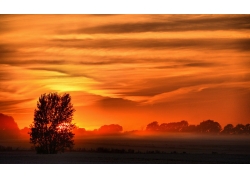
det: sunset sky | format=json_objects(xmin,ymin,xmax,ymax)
[{"xmin": 0, "ymin": 15, "xmax": 250, "ymax": 131}]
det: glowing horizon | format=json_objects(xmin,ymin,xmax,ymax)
[{"xmin": 0, "ymin": 15, "xmax": 250, "ymax": 131}]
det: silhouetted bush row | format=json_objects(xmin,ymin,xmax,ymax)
[
  {"xmin": 146, "ymin": 120, "xmax": 250, "ymax": 135},
  {"xmin": 0, "ymin": 145, "xmax": 28, "ymax": 151},
  {"xmin": 221, "ymin": 124, "xmax": 250, "ymax": 135},
  {"xmin": 74, "ymin": 147, "xmax": 134, "ymax": 153},
  {"xmin": 73, "ymin": 147, "xmax": 178, "ymax": 154}
]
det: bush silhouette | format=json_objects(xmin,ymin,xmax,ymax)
[
  {"xmin": 159, "ymin": 120, "xmax": 188, "ymax": 132},
  {"xmin": 97, "ymin": 124, "xmax": 123, "ymax": 134},
  {"xmin": 222, "ymin": 124, "xmax": 234, "ymax": 134},
  {"xmin": 29, "ymin": 93, "xmax": 75, "ymax": 154},
  {"xmin": 234, "ymin": 124, "xmax": 246, "ymax": 134},
  {"xmin": 197, "ymin": 119, "xmax": 222, "ymax": 133},
  {"xmin": 0, "ymin": 113, "xmax": 20, "ymax": 139},
  {"xmin": 146, "ymin": 121, "xmax": 160, "ymax": 131}
]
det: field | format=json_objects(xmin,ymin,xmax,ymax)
[{"xmin": 0, "ymin": 133, "xmax": 250, "ymax": 164}]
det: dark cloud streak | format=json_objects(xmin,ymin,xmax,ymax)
[
  {"xmin": 117, "ymin": 73, "xmax": 250, "ymax": 97},
  {"xmin": 152, "ymin": 62, "xmax": 219, "ymax": 69},
  {"xmin": 51, "ymin": 38, "xmax": 250, "ymax": 51},
  {"xmin": 96, "ymin": 97, "xmax": 138, "ymax": 109},
  {"xmin": 64, "ymin": 15, "xmax": 250, "ymax": 34},
  {"xmin": 26, "ymin": 67, "xmax": 97, "ymax": 80},
  {"xmin": 0, "ymin": 99, "xmax": 33, "ymax": 111},
  {"xmin": 0, "ymin": 59, "xmax": 67, "ymax": 66},
  {"xmin": 27, "ymin": 67, "xmax": 68, "ymax": 75}
]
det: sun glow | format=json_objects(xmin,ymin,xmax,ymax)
[{"xmin": 56, "ymin": 123, "xmax": 70, "ymax": 132}]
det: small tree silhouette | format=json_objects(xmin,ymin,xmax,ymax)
[
  {"xmin": 159, "ymin": 120, "xmax": 188, "ymax": 132},
  {"xmin": 197, "ymin": 119, "xmax": 222, "ymax": 133},
  {"xmin": 234, "ymin": 124, "xmax": 245, "ymax": 134},
  {"xmin": 146, "ymin": 121, "xmax": 160, "ymax": 131},
  {"xmin": 29, "ymin": 93, "xmax": 75, "ymax": 154},
  {"xmin": 245, "ymin": 124, "xmax": 250, "ymax": 135},
  {"xmin": 222, "ymin": 124, "xmax": 234, "ymax": 134}
]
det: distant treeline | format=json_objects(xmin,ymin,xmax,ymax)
[
  {"xmin": 145, "ymin": 120, "xmax": 250, "ymax": 135},
  {"xmin": 0, "ymin": 113, "xmax": 29, "ymax": 139},
  {"xmin": 1, "ymin": 112, "xmax": 250, "ymax": 140},
  {"xmin": 0, "ymin": 145, "xmax": 29, "ymax": 152},
  {"xmin": 73, "ymin": 147, "xmax": 181, "ymax": 154}
]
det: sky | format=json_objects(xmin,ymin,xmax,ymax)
[{"xmin": 0, "ymin": 14, "xmax": 250, "ymax": 131}]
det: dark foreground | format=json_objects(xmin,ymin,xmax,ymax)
[
  {"xmin": 0, "ymin": 151, "xmax": 250, "ymax": 164},
  {"xmin": 1, "ymin": 134, "xmax": 250, "ymax": 163}
]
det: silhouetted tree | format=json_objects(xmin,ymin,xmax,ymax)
[
  {"xmin": 0, "ymin": 113, "xmax": 20, "ymax": 139},
  {"xmin": 234, "ymin": 124, "xmax": 245, "ymax": 135},
  {"xmin": 159, "ymin": 123, "xmax": 169, "ymax": 131},
  {"xmin": 29, "ymin": 93, "xmax": 75, "ymax": 154},
  {"xmin": 184, "ymin": 125, "xmax": 197, "ymax": 132},
  {"xmin": 97, "ymin": 124, "xmax": 123, "ymax": 134},
  {"xmin": 159, "ymin": 120, "xmax": 188, "ymax": 132},
  {"xmin": 146, "ymin": 121, "xmax": 160, "ymax": 131},
  {"xmin": 221, "ymin": 124, "xmax": 234, "ymax": 134},
  {"xmin": 245, "ymin": 124, "xmax": 250, "ymax": 135},
  {"xmin": 197, "ymin": 120, "xmax": 222, "ymax": 133}
]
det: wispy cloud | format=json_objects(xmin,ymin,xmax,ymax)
[
  {"xmin": 0, "ymin": 99, "xmax": 34, "ymax": 112},
  {"xmin": 67, "ymin": 15, "xmax": 250, "ymax": 34},
  {"xmin": 142, "ymin": 81, "xmax": 250, "ymax": 105},
  {"xmin": 49, "ymin": 38, "xmax": 250, "ymax": 51}
]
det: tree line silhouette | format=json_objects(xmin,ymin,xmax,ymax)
[
  {"xmin": 1, "ymin": 114, "xmax": 250, "ymax": 141},
  {"xmin": 145, "ymin": 119, "xmax": 250, "ymax": 135}
]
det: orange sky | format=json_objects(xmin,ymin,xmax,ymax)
[{"xmin": 0, "ymin": 15, "xmax": 250, "ymax": 131}]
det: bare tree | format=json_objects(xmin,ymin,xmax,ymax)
[{"xmin": 29, "ymin": 93, "xmax": 75, "ymax": 154}]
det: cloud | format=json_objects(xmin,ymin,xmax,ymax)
[
  {"xmin": 0, "ymin": 99, "xmax": 34, "ymax": 112},
  {"xmin": 95, "ymin": 97, "xmax": 138, "ymax": 109},
  {"xmin": 234, "ymin": 38, "xmax": 250, "ymax": 51},
  {"xmin": 67, "ymin": 15, "xmax": 250, "ymax": 34},
  {"xmin": 50, "ymin": 38, "xmax": 250, "ymax": 51},
  {"xmin": 152, "ymin": 61, "xmax": 219, "ymax": 69},
  {"xmin": 142, "ymin": 85, "xmax": 210, "ymax": 105},
  {"xmin": 117, "ymin": 70, "xmax": 250, "ymax": 103},
  {"xmin": 26, "ymin": 67, "xmax": 98, "ymax": 80},
  {"xmin": 0, "ymin": 44, "xmax": 17, "ymax": 54},
  {"xmin": 0, "ymin": 86, "xmax": 19, "ymax": 94},
  {"xmin": 0, "ymin": 59, "xmax": 67, "ymax": 66},
  {"xmin": 183, "ymin": 62, "xmax": 219, "ymax": 67},
  {"xmin": 27, "ymin": 67, "xmax": 68, "ymax": 75},
  {"xmin": 117, "ymin": 73, "xmax": 227, "ymax": 97},
  {"xmin": 142, "ymin": 81, "xmax": 250, "ymax": 105}
]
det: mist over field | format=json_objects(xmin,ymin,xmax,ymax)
[{"xmin": 1, "ymin": 133, "xmax": 250, "ymax": 163}]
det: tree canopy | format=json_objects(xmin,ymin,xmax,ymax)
[
  {"xmin": 197, "ymin": 120, "xmax": 222, "ymax": 133},
  {"xmin": 29, "ymin": 93, "xmax": 75, "ymax": 154}
]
